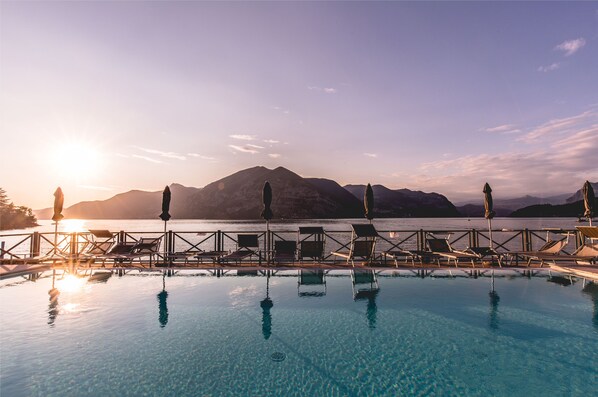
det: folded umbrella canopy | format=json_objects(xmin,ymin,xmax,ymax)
[
  {"xmin": 159, "ymin": 186, "xmax": 171, "ymax": 222},
  {"xmin": 583, "ymin": 180, "xmax": 594, "ymax": 226},
  {"xmin": 51, "ymin": 187, "xmax": 65, "ymax": 256},
  {"xmin": 159, "ymin": 186, "xmax": 171, "ymax": 266},
  {"xmin": 52, "ymin": 187, "xmax": 64, "ymax": 222},
  {"xmin": 483, "ymin": 183, "xmax": 495, "ymax": 248},
  {"xmin": 364, "ymin": 183, "xmax": 374, "ymax": 223}
]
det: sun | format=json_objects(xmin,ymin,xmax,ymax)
[{"xmin": 51, "ymin": 140, "xmax": 101, "ymax": 180}]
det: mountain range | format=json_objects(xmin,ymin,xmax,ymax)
[
  {"xmin": 34, "ymin": 167, "xmax": 596, "ymax": 220},
  {"xmin": 35, "ymin": 166, "xmax": 458, "ymax": 219}
]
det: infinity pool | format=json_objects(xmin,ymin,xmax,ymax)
[{"xmin": 1, "ymin": 269, "xmax": 597, "ymax": 396}]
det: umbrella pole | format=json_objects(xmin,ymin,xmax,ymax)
[
  {"xmin": 266, "ymin": 221, "xmax": 270, "ymax": 266},
  {"xmin": 488, "ymin": 218, "xmax": 493, "ymax": 249},
  {"xmin": 53, "ymin": 222, "xmax": 58, "ymax": 256},
  {"xmin": 164, "ymin": 221, "xmax": 167, "ymax": 267}
]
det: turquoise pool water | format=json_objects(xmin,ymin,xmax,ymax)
[{"xmin": 1, "ymin": 269, "xmax": 597, "ymax": 396}]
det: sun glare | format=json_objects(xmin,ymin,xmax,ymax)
[
  {"xmin": 52, "ymin": 141, "xmax": 101, "ymax": 180},
  {"xmin": 61, "ymin": 219, "xmax": 87, "ymax": 233},
  {"xmin": 56, "ymin": 274, "xmax": 86, "ymax": 293}
]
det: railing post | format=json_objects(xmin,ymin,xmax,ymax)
[
  {"xmin": 1, "ymin": 241, "xmax": 4, "ymax": 259},
  {"xmin": 70, "ymin": 232, "xmax": 78, "ymax": 257},
  {"xmin": 118, "ymin": 230, "xmax": 125, "ymax": 243},
  {"xmin": 30, "ymin": 232, "xmax": 41, "ymax": 258},
  {"xmin": 575, "ymin": 229, "xmax": 583, "ymax": 250}
]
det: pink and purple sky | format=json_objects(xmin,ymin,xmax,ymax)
[{"xmin": 1, "ymin": 1, "xmax": 597, "ymax": 209}]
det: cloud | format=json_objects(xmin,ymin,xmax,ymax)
[
  {"xmin": 264, "ymin": 139, "xmax": 280, "ymax": 144},
  {"xmin": 519, "ymin": 108, "xmax": 598, "ymax": 142},
  {"xmin": 308, "ymin": 86, "xmax": 337, "ymax": 94},
  {"xmin": 246, "ymin": 144, "xmax": 264, "ymax": 149},
  {"xmin": 363, "ymin": 153, "xmax": 378, "ymax": 158},
  {"xmin": 187, "ymin": 153, "xmax": 216, "ymax": 160},
  {"xmin": 135, "ymin": 146, "xmax": 186, "ymax": 160},
  {"xmin": 229, "ymin": 134, "xmax": 256, "ymax": 141},
  {"xmin": 554, "ymin": 38, "xmax": 586, "ymax": 56},
  {"xmin": 132, "ymin": 154, "xmax": 163, "ymax": 164},
  {"xmin": 484, "ymin": 124, "xmax": 521, "ymax": 134},
  {"xmin": 408, "ymin": 112, "xmax": 598, "ymax": 200},
  {"xmin": 537, "ymin": 63, "xmax": 560, "ymax": 72},
  {"xmin": 229, "ymin": 145, "xmax": 259, "ymax": 154},
  {"xmin": 268, "ymin": 153, "xmax": 281, "ymax": 158}
]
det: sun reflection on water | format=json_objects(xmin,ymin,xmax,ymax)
[
  {"xmin": 61, "ymin": 219, "xmax": 87, "ymax": 233},
  {"xmin": 56, "ymin": 274, "xmax": 86, "ymax": 293}
]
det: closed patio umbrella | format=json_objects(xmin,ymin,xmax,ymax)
[
  {"xmin": 483, "ymin": 183, "xmax": 495, "ymax": 248},
  {"xmin": 159, "ymin": 186, "xmax": 171, "ymax": 266},
  {"xmin": 52, "ymin": 187, "xmax": 64, "ymax": 256},
  {"xmin": 583, "ymin": 180, "xmax": 594, "ymax": 226},
  {"xmin": 364, "ymin": 183, "xmax": 374, "ymax": 223},
  {"xmin": 261, "ymin": 181, "xmax": 273, "ymax": 263}
]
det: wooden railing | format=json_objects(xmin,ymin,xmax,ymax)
[{"xmin": 0, "ymin": 226, "xmax": 587, "ymax": 266}]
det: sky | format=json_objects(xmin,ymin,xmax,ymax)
[{"xmin": 1, "ymin": 1, "xmax": 597, "ymax": 209}]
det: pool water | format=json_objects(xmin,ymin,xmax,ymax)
[{"xmin": 1, "ymin": 270, "xmax": 597, "ymax": 396}]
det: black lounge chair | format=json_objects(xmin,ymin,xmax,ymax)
[
  {"xmin": 273, "ymin": 240, "xmax": 297, "ymax": 263},
  {"xmin": 298, "ymin": 227, "xmax": 325, "ymax": 262},
  {"xmin": 221, "ymin": 234, "xmax": 261, "ymax": 264},
  {"xmin": 332, "ymin": 224, "xmax": 379, "ymax": 266}
]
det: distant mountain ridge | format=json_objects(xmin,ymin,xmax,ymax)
[
  {"xmin": 34, "ymin": 166, "xmax": 460, "ymax": 220},
  {"xmin": 344, "ymin": 184, "xmax": 459, "ymax": 217}
]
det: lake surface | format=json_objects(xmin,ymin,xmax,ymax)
[
  {"xmin": 1, "ymin": 269, "xmax": 597, "ymax": 396},
  {"xmin": 4, "ymin": 217, "xmax": 587, "ymax": 234}
]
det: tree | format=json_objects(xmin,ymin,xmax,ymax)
[{"xmin": 0, "ymin": 188, "xmax": 38, "ymax": 231}]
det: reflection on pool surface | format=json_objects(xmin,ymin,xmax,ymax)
[{"xmin": 1, "ymin": 269, "xmax": 597, "ymax": 396}]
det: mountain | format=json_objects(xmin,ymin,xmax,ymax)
[
  {"xmin": 565, "ymin": 182, "xmax": 598, "ymax": 203},
  {"xmin": 455, "ymin": 204, "xmax": 512, "ymax": 218},
  {"xmin": 344, "ymin": 184, "xmax": 460, "ymax": 217},
  {"xmin": 35, "ymin": 167, "xmax": 365, "ymax": 220},
  {"xmin": 181, "ymin": 166, "xmax": 363, "ymax": 219},
  {"xmin": 510, "ymin": 198, "xmax": 597, "ymax": 218}
]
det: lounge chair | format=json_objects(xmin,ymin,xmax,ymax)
[
  {"xmin": 297, "ymin": 269, "xmax": 326, "ymax": 297},
  {"xmin": 382, "ymin": 233, "xmax": 420, "ymax": 267},
  {"xmin": 221, "ymin": 234, "xmax": 261, "ymax": 264},
  {"xmin": 513, "ymin": 237, "xmax": 569, "ymax": 267},
  {"xmin": 331, "ymin": 224, "xmax": 379, "ymax": 266},
  {"xmin": 525, "ymin": 242, "xmax": 597, "ymax": 267},
  {"xmin": 96, "ymin": 237, "xmax": 162, "ymax": 267},
  {"xmin": 273, "ymin": 240, "xmax": 297, "ymax": 264},
  {"xmin": 426, "ymin": 237, "xmax": 480, "ymax": 267},
  {"xmin": 298, "ymin": 227, "xmax": 325, "ymax": 262}
]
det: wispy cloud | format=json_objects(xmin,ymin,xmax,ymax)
[
  {"xmin": 407, "ymin": 110, "xmax": 598, "ymax": 200},
  {"xmin": 246, "ymin": 144, "xmax": 264, "ymax": 149},
  {"xmin": 136, "ymin": 147, "xmax": 186, "ymax": 160},
  {"xmin": 519, "ymin": 108, "xmax": 598, "ymax": 142},
  {"xmin": 364, "ymin": 153, "xmax": 378, "ymax": 158},
  {"xmin": 308, "ymin": 86, "xmax": 337, "ymax": 94},
  {"xmin": 229, "ymin": 134, "xmax": 256, "ymax": 141},
  {"xmin": 272, "ymin": 106, "xmax": 290, "ymax": 115},
  {"xmin": 132, "ymin": 154, "xmax": 163, "ymax": 164},
  {"xmin": 554, "ymin": 38, "xmax": 586, "ymax": 56},
  {"xmin": 264, "ymin": 139, "xmax": 280, "ymax": 144},
  {"xmin": 187, "ymin": 153, "xmax": 216, "ymax": 160},
  {"xmin": 268, "ymin": 153, "xmax": 281, "ymax": 158},
  {"xmin": 537, "ymin": 63, "xmax": 560, "ymax": 72},
  {"xmin": 483, "ymin": 124, "xmax": 521, "ymax": 134},
  {"xmin": 229, "ymin": 145, "xmax": 259, "ymax": 154}
]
